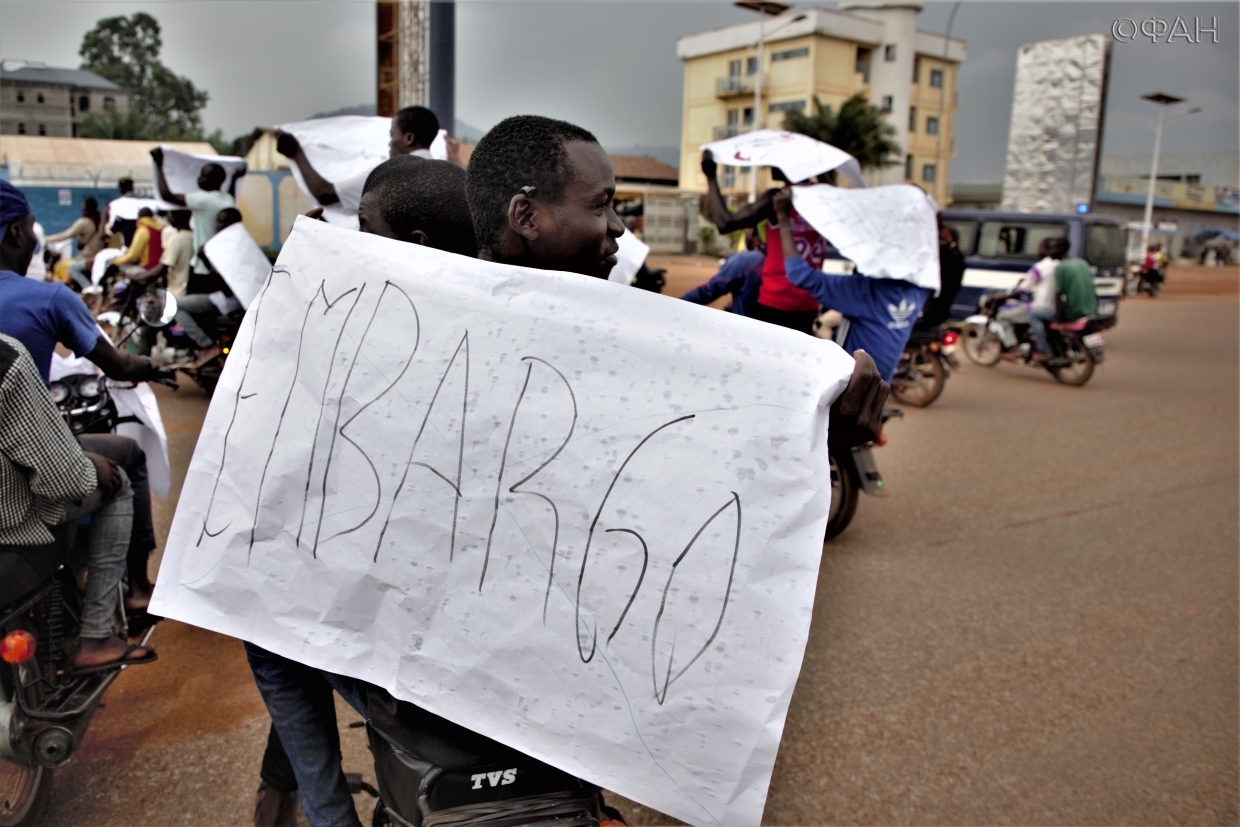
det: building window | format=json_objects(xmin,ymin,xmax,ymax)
[
  {"xmin": 726, "ymin": 108, "xmax": 739, "ymax": 137},
  {"xmin": 922, "ymin": 163, "xmax": 937, "ymax": 183},
  {"xmin": 79, "ymin": 95, "xmax": 90, "ymax": 112},
  {"xmin": 36, "ymin": 92, "xmax": 45, "ymax": 103},
  {"xmin": 746, "ymin": 56, "xmax": 758, "ymax": 75},
  {"xmin": 880, "ymin": 95, "xmax": 893, "ymax": 112},
  {"xmin": 913, "ymin": 57, "xmax": 920, "ymax": 83},
  {"xmin": 855, "ymin": 47, "xmax": 872, "ymax": 83},
  {"xmin": 728, "ymin": 59, "xmax": 741, "ymax": 78},
  {"xmin": 743, "ymin": 106, "xmax": 753, "ymax": 126},
  {"xmin": 37, "ymin": 124, "xmax": 46, "ymax": 136},
  {"xmin": 103, "ymin": 96, "xmax": 115, "ymax": 110},
  {"xmin": 17, "ymin": 123, "xmax": 26, "ymax": 135},
  {"xmin": 930, "ymin": 68, "xmax": 944, "ymax": 88},
  {"xmin": 723, "ymin": 166, "xmax": 736, "ymax": 188},
  {"xmin": 884, "ymin": 44, "xmax": 897, "ymax": 62},
  {"xmin": 905, "ymin": 154, "xmax": 913, "ymax": 180},
  {"xmin": 771, "ymin": 47, "xmax": 809, "ymax": 62},
  {"xmin": 15, "ymin": 91, "xmax": 24, "ymax": 103},
  {"xmin": 769, "ymin": 100, "xmax": 806, "ymax": 113},
  {"xmin": 1186, "ymin": 174, "xmax": 1201, "ymax": 184},
  {"xmin": 908, "ymin": 106, "xmax": 917, "ymax": 132},
  {"xmin": 926, "ymin": 116, "xmax": 940, "ymax": 135}
]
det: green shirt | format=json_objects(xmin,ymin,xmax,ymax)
[{"xmin": 1054, "ymin": 258, "xmax": 1097, "ymax": 320}]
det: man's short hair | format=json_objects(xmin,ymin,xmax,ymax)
[
  {"xmin": 118, "ymin": 177, "xmax": 134, "ymax": 194},
  {"xmin": 465, "ymin": 115, "xmax": 599, "ymax": 252},
  {"xmin": 138, "ymin": 207, "xmax": 154, "ymax": 218},
  {"xmin": 201, "ymin": 163, "xmax": 226, "ymax": 187},
  {"xmin": 363, "ymin": 157, "xmax": 476, "ymax": 258},
  {"xmin": 1047, "ymin": 237, "xmax": 1070, "ymax": 259},
  {"xmin": 394, "ymin": 106, "xmax": 440, "ymax": 149},
  {"xmin": 217, "ymin": 207, "xmax": 242, "ymax": 227},
  {"xmin": 84, "ymin": 197, "xmax": 98, "ymax": 211}
]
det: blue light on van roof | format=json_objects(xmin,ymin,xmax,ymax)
[{"xmin": 1076, "ymin": 203, "xmax": 1090, "ymax": 214}]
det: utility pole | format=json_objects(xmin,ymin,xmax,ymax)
[
  {"xmin": 734, "ymin": 1, "xmax": 796, "ymax": 201},
  {"xmin": 1138, "ymin": 93, "xmax": 1199, "ymax": 259},
  {"xmin": 429, "ymin": 0, "xmax": 455, "ymax": 135}
]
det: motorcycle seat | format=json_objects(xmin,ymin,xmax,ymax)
[
  {"xmin": 1050, "ymin": 318, "xmax": 1089, "ymax": 331},
  {"xmin": 0, "ymin": 525, "xmax": 75, "ymax": 618}
]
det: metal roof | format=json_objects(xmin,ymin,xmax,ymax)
[
  {"xmin": 0, "ymin": 66, "xmax": 122, "ymax": 91},
  {"xmin": 0, "ymin": 135, "xmax": 217, "ymax": 166}
]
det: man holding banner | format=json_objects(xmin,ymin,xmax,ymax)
[{"xmin": 154, "ymin": 114, "xmax": 888, "ymax": 827}]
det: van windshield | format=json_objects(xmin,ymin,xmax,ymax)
[
  {"xmin": 1086, "ymin": 224, "xmax": 1125, "ymax": 266},
  {"xmin": 977, "ymin": 221, "xmax": 1068, "ymax": 260}
]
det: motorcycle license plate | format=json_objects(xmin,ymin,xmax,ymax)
[
  {"xmin": 1083, "ymin": 333, "xmax": 1104, "ymax": 348},
  {"xmin": 1097, "ymin": 300, "xmax": 1116, "ymax": 316}
]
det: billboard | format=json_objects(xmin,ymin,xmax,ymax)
[{"xmin": 1000, "ymin": 34, "xmax": 1111, "ymax": 213}]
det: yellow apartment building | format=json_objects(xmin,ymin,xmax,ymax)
[{"xmin": 676, "ymin": 2, "xmax": 966, "ymax": 204}]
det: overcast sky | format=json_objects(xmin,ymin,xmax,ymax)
[{"xmin": 1, "ymin": 0, "xmax": 1235, "ymax": 182}]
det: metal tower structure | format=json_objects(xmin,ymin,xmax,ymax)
[{"xmin": 377, "ymin": 0, "xmax": 429, "ymax": 116}]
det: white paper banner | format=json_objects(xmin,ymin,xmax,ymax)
[
  {"xmin": 91, "ymin": 248, "xmax": 124, "ymax": 285},
  {"xmin": 151, "ymin": 146, "xmax": 246, "ymax": 209},
  {"xmin": 608, "ymin": 229, "xmax": 650, "ymax": 285},
  {"xmin": 277, "ymin": 116, "xmax": 391, "ymax": 229},
  {"xmin": 107, "ymin": 195, "xmax": 163, "ymax": 225},
  {"xmin": 151, "ymin": 218, "xmax": 852, "ymax": 826},
  {"xmin": 792, "ymin": 184, "xmax": 941, "ymax": 294},
  {"xmin": 701, "ymin": 129, "xmax": 865, "ymax": 189},
  {"xmin": 201, "ymin": 222, "xmax": 271, "ymax": 309}
]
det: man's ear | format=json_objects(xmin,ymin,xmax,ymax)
[
  {"xmin": 407, "ymin": 229, "xmax": 430, "ymax": 246},
  {"xmin": 506, "ymin": 194, "xmax": 539, "ymax": 242}
]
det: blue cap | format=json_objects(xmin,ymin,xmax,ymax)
[{"xmin": 0, "ymin": 180, "xmax": 33, "ymax": 244}]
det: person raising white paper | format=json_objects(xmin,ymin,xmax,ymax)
[{"xmin": 274, "ymin": 106, "xmax": 441, "ymax": 222}]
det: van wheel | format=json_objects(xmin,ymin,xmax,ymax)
[{"xmin": 0, "ymin": 761, "xmax": 52, "ymax": 827}]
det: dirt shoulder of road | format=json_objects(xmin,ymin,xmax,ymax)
[{"xmin": 1159, "ymin": 263, "xmax": 1238, "ymax": 299}]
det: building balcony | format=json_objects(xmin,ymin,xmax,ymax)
[{"xmin": 716, "ymin": 76, "xmax": 755, "ymax": 98}]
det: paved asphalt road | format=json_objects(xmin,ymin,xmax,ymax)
[{"xmin": 37, "ymin": 268, "xmax": 1237, "ymax": 826}]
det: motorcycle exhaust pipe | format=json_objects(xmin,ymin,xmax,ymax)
[{"xmin": 33, "ymin": 726, "xmax": 76, "ymax": 768}]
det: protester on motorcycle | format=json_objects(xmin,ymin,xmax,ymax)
[
  {"xmin": 700, "ymin": 150, "xmax": 825, "ymax": 334},
  {"xmin": 246, "ymin": 157, "xmax": 478, "ymax": 827},
  {"xmin": 0, "ymin": 334, "xmax": 156, "ymax": 672},
  {"xmin": 680, "ymin": 227, "xmax": 764, "ymax": 317},
  {"xmin": 989, "ymin": 236, "xmax": 1066, "ymax": 363},
  {"xmin": 770, "ymin": 188, "xmax": 930, "ymax": 383},
  {"xmin": 274, "ymin": 106, "xmax": 441, "ymax": 220},
  {"xmin": 1, "ymin": 181, "xmax": 169, "ymax": 612},
  {"xmin": 916, "ymin": 223, "xmax": 966, "ymax": 329}
]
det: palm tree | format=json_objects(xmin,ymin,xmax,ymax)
[{"xmin": 782, "ymin": 93, "xmax": 901, "ymax": 171}]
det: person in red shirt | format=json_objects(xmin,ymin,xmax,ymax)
[{"xmin": 701, "ymin": 149, "xmax": 826, "ymax": 334}]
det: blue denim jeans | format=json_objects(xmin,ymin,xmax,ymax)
[
  {"xmin": 1028, "ymin": 307, "xmax": 1055, "ymax": 354},
  {"xmin": 244, "ymin": 643, "xmax": 370, "ymax": 827}
]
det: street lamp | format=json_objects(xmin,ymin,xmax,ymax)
[
  {"xmin": 1138, "ymin": 92, "xmax": 1201, "ymax": 258},
  {"xmin": 734, "ymin": 2, "xmax": 808, "ymax": 199}
]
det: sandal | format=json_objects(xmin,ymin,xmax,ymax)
[{"xmin": 70, "ymin": 643, "xmax": 158, "ymax": 676}]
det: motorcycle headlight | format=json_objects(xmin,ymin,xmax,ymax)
[
  {"xmin": 78, "ymin": 377, "xmax": 101, "ymax": 399},
  {"xmin": 49, "ymin": 382, "xmax": 70, "ymax": 405}
]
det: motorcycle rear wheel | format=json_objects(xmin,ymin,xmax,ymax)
[
  {"xmin": 892, "ymin": 350, "xmax": 946, "ymax": 407},
  {"xmin": 0, "ymin": 761, "xmax": 52, "ymax": 827},
  {"xmin": 963, "ymin": 324, "xmax": 1002, "ymax": 367},
  {"xmin": 1051, "ymin": 341, "xmax": 1095, "ymax": 386},
  {"xmin": 825, "ymin": 450, "xmax": 860, "ymax": 541}
]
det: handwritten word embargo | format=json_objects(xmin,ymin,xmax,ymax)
[{"xmin": 1112, "ymin": 16, "xmax": 1218, "ymax": 43}]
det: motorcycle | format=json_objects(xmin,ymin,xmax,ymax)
[
  {"xmin": 107, "ymin": 280, "xmax": 237, "ymax": 396},
  {"xmin": 961, "ymin": 292, "xmax": 1106, "ymax": 387},
  {"xmin": 826, "ymin": 408, "xmax": 902, "ymax": 541},
  {"xmin": 0, "ymin": 525, "xmax": 156, "ymax": 826},
  {"xmin": 1124, "ymin": 263, "xmax": 1164, "ymax": 298},
  {"xmin": 891, "ymin": 324, "xmax": 958, "ymax": 408}
]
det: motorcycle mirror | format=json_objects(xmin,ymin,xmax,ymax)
[{"xmin": 138, "ymin": 289, "xmax": 179, "ymax": 328}]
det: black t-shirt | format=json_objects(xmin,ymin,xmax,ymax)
[{"xmin": 920, "ymin": 241, "xmax": 966, "ymax": 327}]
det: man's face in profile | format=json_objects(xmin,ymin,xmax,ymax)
[{"xmin": 529, "ymin": 141, "xmax": 624, "ymax": 280}]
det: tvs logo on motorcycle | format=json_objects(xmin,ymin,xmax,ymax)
[{"xmin": 470, "ymin": 768, "xmax": 518, "ymax": 789}]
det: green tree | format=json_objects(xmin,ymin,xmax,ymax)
[
  {"xmin": 77, "ymin": 12, "xmax": 209, "ymax": 141},
  {"xmin": 782, "ymin": 93, "xmax": 901, "ymax": 171}
]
